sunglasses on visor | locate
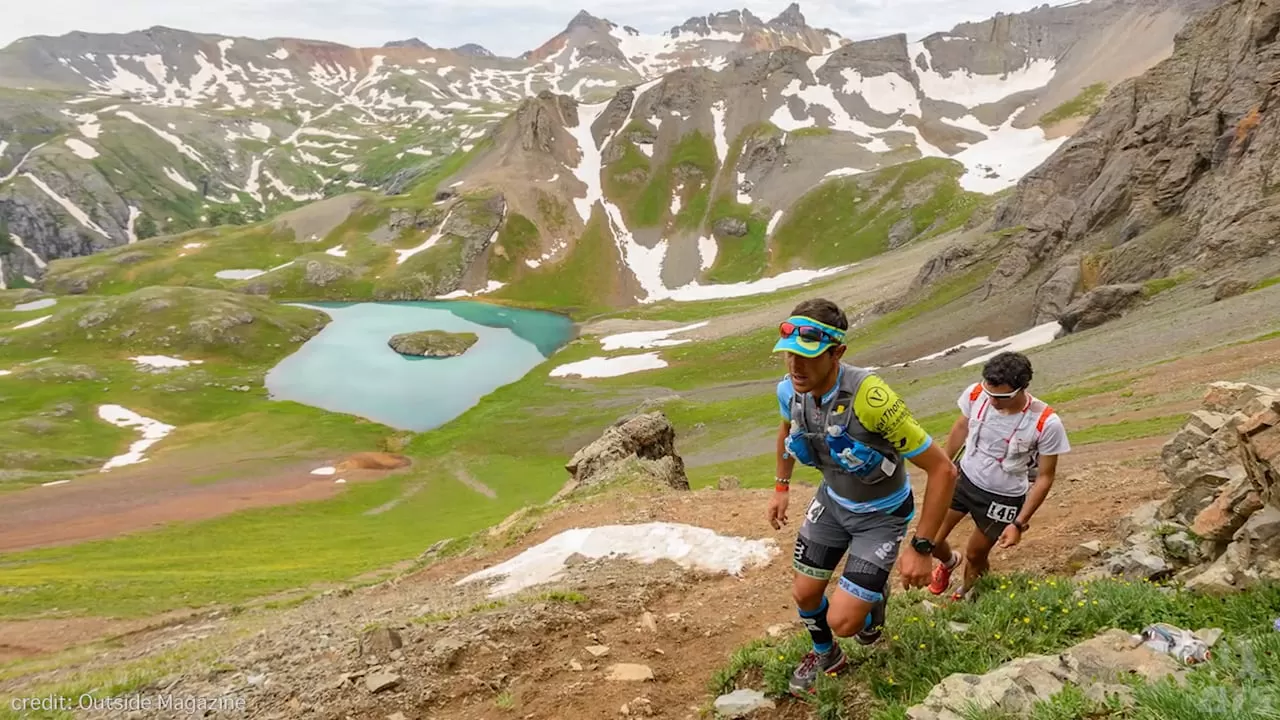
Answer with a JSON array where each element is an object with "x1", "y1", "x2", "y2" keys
[{"x1": 779, "y1": 321, "x2": 842, "y2": 345}]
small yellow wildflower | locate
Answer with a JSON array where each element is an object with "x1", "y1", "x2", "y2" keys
[
  {"x1": 1023, "y1": 617, "x2": 1031, "y2": 624},
  {"x1": 994, "y1": 633, "x2": 1002, "y2": 640}
]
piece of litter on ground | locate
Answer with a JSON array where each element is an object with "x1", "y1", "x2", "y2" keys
[
  {"x1": 311, "y1": 466, "x2": 336, "y2": 476},
  {"x1": 41, "y1": 480, "x2": 70, "y2": 487},
  {"x1": 455, "y1": 522, "x2": 778, "y2": 598},
  {"x1": 1137, "y1": 623, "x2": 1211, "y2": 664},
  {"x1": 0, "y1": 370, "x2": 10, "y2": 377},
  {"x1": 335, "y1": 478, "x2": 347, "y2": 484}
]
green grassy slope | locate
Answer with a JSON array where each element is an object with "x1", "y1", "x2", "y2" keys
[
  {"x1": 769, "y1": 158, "x2": 983, "y2": 271},
  {"x1": 711, "y1": 576, "x2": 1280, "y2": 720}
]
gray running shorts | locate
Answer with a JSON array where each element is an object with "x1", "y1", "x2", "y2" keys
[
  {"x1": 792, "y1": 484, "x2": 914, "y2": 604},
  {"x1": 950, "y1": 467, "x2": 1026, "y2": 542}
]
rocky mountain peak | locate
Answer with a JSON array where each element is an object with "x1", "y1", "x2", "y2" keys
[
  {"x1": 567, "y1": 9, "x2": 612, "y2": 33},
  {"x1": 452, "y1": 43, "x2": 494, "y2": 57},
  {"x1": 383, "y1": 37, "x2": 431, "y2": 49},
  {"x1": 670, "y1": 8, "x2": 768, "y2": 37},
  {"x1": 768, "y1": 2, "x2": 807, "y2": 29}
]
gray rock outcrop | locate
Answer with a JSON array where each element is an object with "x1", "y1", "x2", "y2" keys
[
  {"x1": 387, "y1": 331, "x2": 478, "y2": 358},
  {"x1": 374, "y1": 194, "x2": 506, "y2": 300},
  {"x1": 1078, "y1": 381, "x2": 1280, "y2": 592},
  {"x1": 1033, "y1": 254, "x2": 1082, "y2": 324},
  {"x1": 560, "y1": 412, "x2": 689, "y2": 498},
  {"x1": 1058, "y1": 283, "x2": 1145, "y2": 333},
  {"x1": 906, "y1": 629, "x2": 1186, "y2": 720}
]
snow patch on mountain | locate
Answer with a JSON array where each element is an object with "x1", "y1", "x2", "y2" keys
[
  {"x1": 263, "y1": 170, "x2": 322, "y2": 202},
  {"x1": 699, "y1": 236, "x2": 718, "y2": 271},
  {"x1": 710, "y1": 100, "x2": 729, "y2": 162},
  {"x1": 11, "y1": 235, "x2": 47, "y2": 268},
  {"x1": 22, "y1": 174, "x2": 110, "y2": 238},
  {"x1": 948, "y1": 113, "x2": 1068, "y2": 192},
  {"x1": 116, "y1": 110, "x2": 210, "y2": 169},
  {"x1": 841, "y1": 69, "x2": 920, "y2": 116},
  {"x1": 910, "y1": 42, "x2": 1056, "y2": 106},
  {"x1": 65, "y1": 138, "x2": 98, "y2": 159}
]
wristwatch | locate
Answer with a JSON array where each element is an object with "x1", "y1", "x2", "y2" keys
[
  {"x1": 1013, "y1": 519, "x2": 1030, "y2": 532},
  {"x1": 910, "y1": 535, "x2": 935, "y2": 556}
]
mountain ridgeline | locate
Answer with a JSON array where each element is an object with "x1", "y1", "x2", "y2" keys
[{"x1": 0, "y1": 0, "x2": 1214, "y2": 306}]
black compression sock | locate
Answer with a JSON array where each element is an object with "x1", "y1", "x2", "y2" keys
[{"x1": 799, "y1": 595, "x2": 834, "y2": 653}]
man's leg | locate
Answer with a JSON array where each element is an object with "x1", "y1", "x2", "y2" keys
[
  {"x1": 827, "y1": 492, "x2": 914, "y2": 644},
  {"x1": 926, "y1": 509, "x2": 967, "y2": 595},
  {"x1": 960, "y1": 526, "x2": 996, "y2": 593},
  {"x1": 789, "y1": 492, "x2": 852, "y2": 695},
  {"x1": 954, "y1": 484, "x2": 1026, "y2": 599}
]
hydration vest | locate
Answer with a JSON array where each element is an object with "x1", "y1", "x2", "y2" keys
[
  {"x1": 783, "y1": 365, "x2": 907, "y2": 506},
  {"x1": 958, "y1": 383, "x2": 1056, "y2": 482}
]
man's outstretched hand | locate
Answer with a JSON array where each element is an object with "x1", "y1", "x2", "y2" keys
[
  {"x1": 767, "y1": 491, "x2": 789, "y2": 530},
  {"x1": 896, "y1": 547, "x2": 932, "y2": 589},
  {"x1": 997, "y1": 524, "x2": 1023, "y2": 548}
]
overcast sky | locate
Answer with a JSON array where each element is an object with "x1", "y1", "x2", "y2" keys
[{"x1": 3, "y1": 0, "x2": 1054, "y2": 56}]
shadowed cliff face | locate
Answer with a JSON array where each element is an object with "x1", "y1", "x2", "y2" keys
[{"x1": 981, "y1": 0, "x2": 1280, "y2": 319}]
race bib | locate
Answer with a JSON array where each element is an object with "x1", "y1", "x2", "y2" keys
[
  {"x1": 986, "y1": 502, "x2": 1019, "y2": 524},
  {"x1": 805, "y1": 497, "x2": 825, "y2": 524}
]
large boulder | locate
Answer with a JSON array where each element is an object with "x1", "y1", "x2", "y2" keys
[
  {"x1": 1058, "y1": 283, "x2": 1145, "y2": 333},
  {"x1": 1033, "y1": 253, "x2": 1082, "y2": 324},
  {"x1": 561, "y1": 412, "x2": 688, "y2": 497}
]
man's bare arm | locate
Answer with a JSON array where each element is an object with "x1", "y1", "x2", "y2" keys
[
  {"x1": 775, "y1": 421, "x2": 795, "y2": 480},
  {"x1": 907, "y1": 441, "x2": 959, "y2": 541},
  {"x1": 1018, "y1": 454, "x2": 1059, "y2": 527},
  {"x1": 943, "y1": 415, "x2": 967, "y2": 461}
]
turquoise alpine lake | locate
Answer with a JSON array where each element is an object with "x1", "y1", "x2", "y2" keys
[{"x1": 264, "y1": 301, "x2": 575, "y2": 431}]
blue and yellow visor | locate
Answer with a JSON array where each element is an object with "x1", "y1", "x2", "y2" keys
[{"x1": 772, "y1": 315, "x2": 846, "y2": 358}]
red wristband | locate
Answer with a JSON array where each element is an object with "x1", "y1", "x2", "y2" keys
[{"x1": 775, "y1": 482, "x2": 790, "y2": 492}]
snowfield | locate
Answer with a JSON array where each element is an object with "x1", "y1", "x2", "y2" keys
[{"x1": 457, "y1": 522, "x2": 778, "y2": 598}]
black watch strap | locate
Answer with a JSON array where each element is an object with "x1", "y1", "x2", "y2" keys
[{"x1": 910, "y1": 535, "x2": 935, "y2": 554}]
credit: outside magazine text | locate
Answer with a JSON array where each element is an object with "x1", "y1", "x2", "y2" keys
[{"x1": 12, "y1": 693, "x2": 248, "y2": 714}]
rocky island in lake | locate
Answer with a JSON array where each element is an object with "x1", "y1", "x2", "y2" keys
[{"x1": 387, "y1": 330, "x2": 478, "y2": 358}]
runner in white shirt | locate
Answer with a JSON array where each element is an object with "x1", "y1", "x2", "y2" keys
[{"x1": 924, "y1": 351, "x2": 1071, "y2": 600}]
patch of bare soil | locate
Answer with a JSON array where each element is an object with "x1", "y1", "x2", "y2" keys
[
  {"x1": 0, "y1": 453, "x2": 406, "y2": 553},
  {"x1": 7, "y1": 435, "x2": 1168, "y2": 720},
  {"x1": 271, "y1": 194, "x2": 367, "y2": 244}
]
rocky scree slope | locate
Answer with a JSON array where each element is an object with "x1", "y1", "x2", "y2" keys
[
  {"x1": 0, "y1": 0, "x2": 1207, "y2": 291},
  {"x1": 969, "y1": 0, "x2": 1280, "y2": 330}
]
